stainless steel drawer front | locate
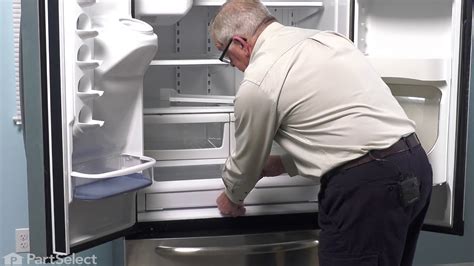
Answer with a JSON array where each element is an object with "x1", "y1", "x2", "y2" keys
[{"x1": 126, "y1": 230, "x2": 319, "y2": 266}]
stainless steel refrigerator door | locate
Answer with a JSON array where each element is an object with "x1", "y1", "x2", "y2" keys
[{"x1": 126, "y1": 230, "x2": 319, "y2": 266}]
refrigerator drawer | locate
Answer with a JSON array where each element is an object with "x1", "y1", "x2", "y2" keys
[
  {"x1": 144, "y1": 113, "x2": 231, "y2": 160},
  {"x1": 145, "y1": 185, "x2": 318, "y2": 211},
  {"x1": 139, "y1": 158, "x2": 319, "y2": 213},
  {"x1": 126, "y1": 230, "x2": 319, "y2": 266}
]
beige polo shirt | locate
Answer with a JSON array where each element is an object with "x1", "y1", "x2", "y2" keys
[{"x1": 222, "y1": 22, "x2": 415, "y2": 204}]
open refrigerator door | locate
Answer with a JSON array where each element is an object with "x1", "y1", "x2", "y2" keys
[
  {"x1": 24, "y1": 0, "x2": 157, "y2": 256},
  {"x1": 352, "y1": 0, "x2": 471, "y2": 233}
]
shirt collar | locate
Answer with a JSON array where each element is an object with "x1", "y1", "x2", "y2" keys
[{"x1": 250, "y1": 22, "x2": 284, "y2": 63}]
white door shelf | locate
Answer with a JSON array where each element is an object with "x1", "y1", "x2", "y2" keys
[
  {"x1": 74, "y1": 173, "x2": 151, "y2": 200},
  {"x1": 71, "y1": 154, "x2": 155, "y2": 200}
]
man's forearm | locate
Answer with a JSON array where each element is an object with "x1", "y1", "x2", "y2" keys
[{"x1": 261, "y1": 155, "x2": 286, "y2": 177}]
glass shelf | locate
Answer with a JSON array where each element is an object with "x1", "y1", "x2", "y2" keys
[
  {"x1": 150, "y1": 59, "x2": 227, "y2": 66},
  {"x1": 194, "y1": 0, "x2": 323, "y2": 7}
]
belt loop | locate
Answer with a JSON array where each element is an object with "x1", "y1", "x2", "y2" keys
[
  {"x1": 413, "y1": 133, "x2": 421, "y2": 146},
  {"x1": 404, "y1": 134, "x2": 413, "y2": 153}
]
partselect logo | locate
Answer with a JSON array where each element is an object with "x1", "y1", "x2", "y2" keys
[
  {"x1": 3, "y1": 252, "x2": 98, "y2": 265},
  {"x1": 3, "y1": 253, "x2": 23, "y2": 265}
]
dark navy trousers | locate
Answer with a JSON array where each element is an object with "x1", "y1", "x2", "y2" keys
[{"x1": 318, "y1": 144, "x2": 433, "y2": 266}]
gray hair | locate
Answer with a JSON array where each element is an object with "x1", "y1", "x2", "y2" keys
[{"x1": 210, "y1": 0, "x2": 273, "y2": 45}]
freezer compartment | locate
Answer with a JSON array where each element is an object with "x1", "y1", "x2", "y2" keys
[
  {"x1": 144, "y1": 113, "x2": 231, "y2": 160},
  {"x1": 71, "y1": 154, "x2": 155, "y2": 200},
  {"x1": 126, "y1": 230, "x2": 320, "y2": 266}
]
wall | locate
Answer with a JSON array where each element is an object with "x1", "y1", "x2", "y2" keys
[{"x1": 0, "y1": 0, "x2": 120, "y2": 265}]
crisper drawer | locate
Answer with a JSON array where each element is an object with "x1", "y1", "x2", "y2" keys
[
  {"x1": 144, "y1": 113, "x2": 231, "y2": 160},
  {"x1": 145, "y1": 186, "x2": 318, "y2": 211},
  {"x1": 137, "y1": 160, "x2": 319, "y2": 221},
  {"x1": 141, "y1": 160, "x2": 318, "y2": 212}
]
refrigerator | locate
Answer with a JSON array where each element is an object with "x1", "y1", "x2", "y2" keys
[{"x1": 21, "y1": 0, "x2": 471, "y2": 263}]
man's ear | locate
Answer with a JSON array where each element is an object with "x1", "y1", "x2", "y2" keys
[
  {"x1": 232, "y1": 36, "x2": 247, "y2": 48},
  {"x1": 232, "y1": 36, "x2": 250, "y2": 54}
]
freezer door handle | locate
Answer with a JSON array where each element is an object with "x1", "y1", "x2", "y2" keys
[{"x1": 154, "y1": 239, "x2": 319, "y2": 256}]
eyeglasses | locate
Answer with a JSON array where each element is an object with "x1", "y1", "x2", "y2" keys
[{"x1": 218, "y1": 38, "x2": 233, "y2": 64}]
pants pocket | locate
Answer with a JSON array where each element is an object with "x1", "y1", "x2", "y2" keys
[{"x1": 319, "y1": 252, "x2": 379, "y2": 266}]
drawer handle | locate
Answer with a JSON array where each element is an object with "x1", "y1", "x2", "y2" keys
[{"x1": 155, "y1": 239, "x2": 318, "y2": 256}]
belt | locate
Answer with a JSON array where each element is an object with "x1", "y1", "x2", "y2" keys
[{"x1": 339, "y1": 133, "x2": 421, "y2": 172}]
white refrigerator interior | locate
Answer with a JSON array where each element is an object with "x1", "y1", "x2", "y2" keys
[
  {"x1": 24, "y1": 0, "x2": 469, "y2": 257},
  {"x1": 135, "y1": 0, "x2": 465, "y2": 228},
  {"x1": 135, "y1": 0, "x2": 349, "y2": 222}
]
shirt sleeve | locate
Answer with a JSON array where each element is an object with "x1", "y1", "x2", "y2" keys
[{"x1": 222, "y1": 81, "x2": 279, "y2": 204}]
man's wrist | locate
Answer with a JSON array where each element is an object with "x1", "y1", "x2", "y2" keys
[{"x1": 224, "y1": 188, "x2": 243, "y2": 205}]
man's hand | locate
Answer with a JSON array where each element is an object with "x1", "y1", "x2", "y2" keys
[{"x1": 216, "y1": 192, "x2": 246, "y2": 217}]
